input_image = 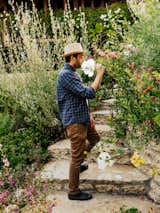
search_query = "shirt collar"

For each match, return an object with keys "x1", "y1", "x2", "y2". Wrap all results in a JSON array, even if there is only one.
[{"x1": 64, "y1": 63, "x2": 76, "y2": 72}]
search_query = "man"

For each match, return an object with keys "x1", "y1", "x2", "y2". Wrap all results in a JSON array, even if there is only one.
[{"x1": 57, "y1": 42, "x2": 105, "y2": 201}]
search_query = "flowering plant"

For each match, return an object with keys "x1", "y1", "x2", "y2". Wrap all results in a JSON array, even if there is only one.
[
  {"x1": 81, "y1": 58, "x2": 95, "y2": 77},
  {"x1": 130, "y1": 151, "x2": 145, "y2": 168},
  {"x1": 94, "y1": 42, "x2": 160, "y2": 145},
  {"x1": 97, "y1": 151, "x2": 114, "y2": 170}
]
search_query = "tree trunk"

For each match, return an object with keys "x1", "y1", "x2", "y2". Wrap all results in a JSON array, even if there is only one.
[
  {"x1": 32, "y1": 0, "x2": 36, "y2": 6},
  {"x1": 63, "y1": 0, "x2": 67, "y2": 9},
  {"x1": 0, "y1": 0, "x2": 7, "y2": 11},
  {"x1": 91, "y1": 0, "x2": 94, "y2": 9},
  {"x1": 53, "y1": 1, "x2": 58, "y2": 10},
  {"x1": 81, "y1": 0, "x2": 85, "y2": 8},
  {"x1": 73, "y1": 0, "x2": 79, "y2": 9},
  {"x1": 100, "y1": 0, "x2": 105, "y2": 7},
  {"x1": 44, "y1": 0, "x2": 48, "y2": 13}
]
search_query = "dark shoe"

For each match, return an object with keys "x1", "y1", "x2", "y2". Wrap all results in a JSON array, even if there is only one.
[
  {"x1": 80, "y1": 162, "x2": 88, "y2": 173},
  {"x1": 68, "y1": 191, "x2": 92, "y2": 201}
]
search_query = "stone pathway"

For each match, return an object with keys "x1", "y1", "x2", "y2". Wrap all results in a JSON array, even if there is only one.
[
  {"x1": 46, "y1": 193, "x2": 160, "y2": 213},
  {"x1": 39, "y1": 98, "x2": 160, "y2": 212},
  {"x1": 41, "y1": 159, "x2": 150, "y2": 194}
]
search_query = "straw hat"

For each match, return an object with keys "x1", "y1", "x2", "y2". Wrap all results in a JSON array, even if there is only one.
[{"x1": 64, "y1": 42, "x2": 84, "y2": 57}]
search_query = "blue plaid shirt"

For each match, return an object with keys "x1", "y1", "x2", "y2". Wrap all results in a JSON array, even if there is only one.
[{"x1": 57, "y1": 63, "x2": 95, "y2": 127}]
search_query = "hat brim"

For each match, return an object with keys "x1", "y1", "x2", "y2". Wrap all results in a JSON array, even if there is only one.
[{"x1": 64, "y1": 50, "x2": 84, "y2": 57}]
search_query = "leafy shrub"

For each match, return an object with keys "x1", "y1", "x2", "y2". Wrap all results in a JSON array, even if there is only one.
[
  {"x1": 0, "y1": 71, "x2": 60, "y2": 131},
  {"x1": 96, "y1": 1, "x2": 160, "y2": 147},
  {"x1": 126, "y1": 1, "x2": 160, "y2": 69},
  {"x1": 86, "y1": 6, "x2": 130, "y2": 50},
  {"x1": 0, "y1": 113, "x2": 15, "y2": 136},
  {"x1": 0, "y1": 128, "x2": 50, "y2": 169}
]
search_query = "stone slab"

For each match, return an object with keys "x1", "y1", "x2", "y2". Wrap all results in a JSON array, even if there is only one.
[
  {"x1": 101, "y1": 98, "x2": 116, "y2": 106},
  {"x1": 48, "y1": 139, "x2": 70, "y2": 153},
  {"x1": 92, "y1": 110, "x2": 115, "y2": 117},
  {"x1": 148, "y1": 180, "x2": 160, "y2": 204},
  {"x1": 44, "y1": 192, "x2": 160, "y2": 213},
  {"x1": 92, "y1": 110, "x2": 116, "y2": 124},
  {"x1": 48, "y1": 139, "x2": 131, "y2": 165},
  {"x1": 95, "y1": 124, "x2": 113, "y2": 136},
  {"x1": 40, "y1": 160, "x2": 150, "y2": 195}
]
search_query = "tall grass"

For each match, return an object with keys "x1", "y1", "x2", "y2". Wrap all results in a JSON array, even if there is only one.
[
  {"x1": 0, "y1": 1, "x2": 88, "y2": 132},
  {"x1": 0, "y1": 0, "x2": 88, "y2": 73}
]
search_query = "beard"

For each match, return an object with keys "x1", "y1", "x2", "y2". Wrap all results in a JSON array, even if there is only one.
[{"x1": 74, "y1": 60, "x2": 81, "y2": 69}]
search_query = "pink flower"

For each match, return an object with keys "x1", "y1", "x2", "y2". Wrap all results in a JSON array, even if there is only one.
[
  {"x1": 93, "y1": 45, "x2": 98, "y2": 55},
  {"x1": 48, "y1": 199, "x2": 58, "y2": 213},
  {"x1": 97, "y1": 49, "x2": 106, "y2": 57},
  {"x1": 147, "y1": 66, "x2": 153, "y2": 72},
  {"x1": 0, "y1": 181, "x2": 4, "y2": 186},
  {"x1": 0, "y1": 191, "x2": 8, "y2": 202},
  {"x1": 52, "y1": 199, "x2": 58, "y2": 206},
  {"x1": 3, "y1": 158, "x2": 10, "y2": 167},
  {"x1": 107, "y1": 51, "x2": 118, "y2": 59}
]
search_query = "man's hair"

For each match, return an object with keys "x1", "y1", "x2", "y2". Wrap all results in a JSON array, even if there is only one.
[{"x1": 65, "y1": 53, "x2": 79, "y2": 62}]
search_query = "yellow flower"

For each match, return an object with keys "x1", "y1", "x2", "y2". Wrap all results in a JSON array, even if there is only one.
[
  {"x1": 157, "y1": 164, "x2": 160, "y2": 169},
  {"x1": 107, "y1": 115, "x2": 113, "y2": 121},
  {"x1": 133, "y1": 161, "x2": 141, "y2": 167},
  {"x1": 130, "y1": 151, "x2": 145, "y2": 167},
  {"x1": 131, "y1": 151, "x2": 139, "y2": 161},
  {"x1": 83, "y1": 151, "x2": 88, "y2": 156},
  {"x1": 149, "y1": 169, "x2": 155, "y2": 176},
  {"x1": 140, "y1": 157, "x2": 145, "y2": 164}
]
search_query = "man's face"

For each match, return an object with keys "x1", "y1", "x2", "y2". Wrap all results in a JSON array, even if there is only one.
[{"x1": 73, "y1": 53, "x2": 84, "y2": 68}]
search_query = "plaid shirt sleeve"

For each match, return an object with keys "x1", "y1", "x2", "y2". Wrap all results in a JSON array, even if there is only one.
[{"x1": 60, "y1": 70, "x2": 95, "y2": 99}]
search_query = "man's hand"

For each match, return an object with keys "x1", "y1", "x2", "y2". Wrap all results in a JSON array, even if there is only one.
[
  {"x1": 95, "y1": 63, "x2": 106, "y2": 76},
  {"x1": 91, "y1": 63, "x2": 105, "y2": 92},
  {"x1": 90, "y1": 113, "x2": 95, "y2": 129}
]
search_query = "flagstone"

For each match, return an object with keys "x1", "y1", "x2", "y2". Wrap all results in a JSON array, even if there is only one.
[
  {"x1": 40, "y1": 160, "x2": 150, "y2": 195},
  {"x1": 46, "y1": 192, "x2": 160, "y2": 213}
]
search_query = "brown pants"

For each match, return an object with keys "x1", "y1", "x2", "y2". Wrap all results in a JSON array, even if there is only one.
[{"x1": 66, "y1": 123, "x2": 100, "y2": 194}]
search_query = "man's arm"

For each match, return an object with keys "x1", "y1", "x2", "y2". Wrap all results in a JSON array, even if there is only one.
[
  {"x1": 60, "y1": 71, "x2": 96, "y2": 99},
  {"x1": 91, "y1": 64, "x2": 105, "y2": 92}
]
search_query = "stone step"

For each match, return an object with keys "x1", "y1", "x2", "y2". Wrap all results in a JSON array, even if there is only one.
[
  {"x1": 92, "y1": 110, "x2": 116, "y2": 117},
  {"x1": 48, "y1": 139, "x2": 70, "y2": 160},
  {"x1": 45, "y1": 192, "x2": 160, "y2": 213},
  {"x1": 101, "y1": 98, "x2": 116, "y2": 107},
  {"x1": 95, "y1": 124, "x2": 113, "y2": 137},
  {"x1": 92, "y1": 110, "x2": 116, "y2": 124},
  {"x1": 48, "y1": 139, "x2": 132, "y2": 165},
  {"x1": 98, "y1": 99, "x2": 116, "y2": 111},
  {"x1": 40, "y1": 160, "x2": 150, "y2": 195}
]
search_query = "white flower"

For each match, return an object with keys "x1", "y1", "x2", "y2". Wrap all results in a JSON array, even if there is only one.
[
  {"x1": 100, "y1": 14, "x2": 107, "y2": 20},
  {"x1": 81, "y1": 58, "x2": 95, "y2": 78},
  {"x1": 123, "y1": 51, "x2": 131, "y2": 57},
  {"x1": 115, "y1": 8, "x2": 121, "y2": 14},
  {"x1": 97, "y1": 151, "x2": 111, "y2": 170}
]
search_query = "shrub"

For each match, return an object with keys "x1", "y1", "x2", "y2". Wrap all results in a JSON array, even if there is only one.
[
  {"x1": 96, "y1": 1, "x2": 160, "y2": 147},
  {"x1": 0, "y1": 71, "x2": 60, "y2": 132},
  {"x1": 0, "y1": 128, "x2": 50, "y2": 169}
]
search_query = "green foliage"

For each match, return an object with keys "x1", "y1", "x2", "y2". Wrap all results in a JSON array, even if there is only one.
[
  {"x1": 36, "y1": 2, "x2": 131, "y2": 52},
  {"x1": 0, "y1": 128, "x2": 50, "y2": 169},
  {"x1": 98, "y1": 51, "x2": 159, "y2": 146},
  {"x1": 85, "y1": 4, "x2": 131, "y2": 50},
  {"x1": 0, "y1": 71, "x2": 62, "y2": 169},
  {"x1": 0, "y1": 113, "x2": 15, "y2": 136},
  {"x1": 127, "y1": 16, "x2": 160, "y2": 68},
  {"x1": 0, "y1": 72, "x2": 60, "y2": 132},
  {"x1": 119, "y1": 205, "x2": 140, "y2": 213},
  {"x1": 94, "y1": 1, "x2": 160, "y2": 147}
]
